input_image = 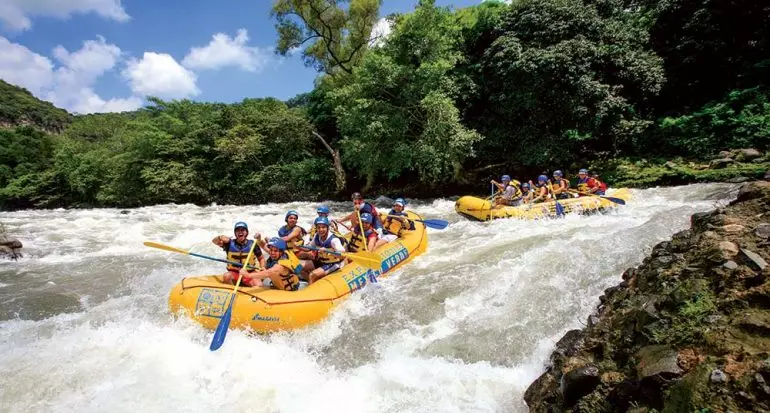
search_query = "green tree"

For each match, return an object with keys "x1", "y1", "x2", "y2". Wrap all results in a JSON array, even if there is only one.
[{"x1": 272, "y1": 0, "x2": 383, "y2": 75}]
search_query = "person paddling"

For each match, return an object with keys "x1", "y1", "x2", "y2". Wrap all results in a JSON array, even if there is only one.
[
  {"x1": 490, "y1": 175, "x2": 523, "y2": 207},
  {"x1": 300, "y1": 217, "x2": 347, "y2": 284},
  {"x1": 551, "y1": 170, "x2": 570, "y2": 199},
  {"x1": 239, "y1": 238, "x2": 302, "y2": 290},
  {"x1": 337, "y1": 192, "x2": 383, "y2": 230},
  {"x1": 307, "y1": 205, "x2": 339, "y2": 239},
  {"x1": 531, "y1": 175, "x2": 550, "y2": 203},
  {"x1": 380, "y1": 198, "x2": 414, "y2": 243},
  {"x1": 576, "y1": 168, "x2": 602, "y2": 196},
  {"x1": 347, "y1": 213, "x2": 379, "y2": 253},
  {"x1": 278, "y1": 210, "x2": 307, "y2": 252},
  {"x1": 212, "y1": 221, "x2": 265, "y2": 286}
]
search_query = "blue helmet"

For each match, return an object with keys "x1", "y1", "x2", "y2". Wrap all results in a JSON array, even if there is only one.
[
  {"x1": 579, "y1": 168, "x2": 588, "y2": 174},
  {"x1": 285, "y1": 210, "x2": 298, "y2": 222},
  {"x1": 537, "y1": 175, "x2": 548, "y2": 182},
  {"x1": 360, "y1": 213, "x2": 373, "y2": 224},
  {"x1": 394, "y1": 198, "x2": 406, "y2": 207},
  {"x1": 553, "y1": 170, "x2": 563, "y2": 177},
  {"x1": 521, "y1": 182, "x2": 530, "y2": 189},
  {"x1": 314, "y1": 216, "x2": 330, "y2": 227},
  {"x1": 316, "y1": 205, "x2": 330, "y2": 215},
  {"x1": 266, "y1": 237, "x2": 287, "y2": 251},
  {"x1": 501, "y1": 175, "x2": 511, "y2": 182},
  {"x1": 234, "y1": 221, "x2": 248, "y2": 231}
]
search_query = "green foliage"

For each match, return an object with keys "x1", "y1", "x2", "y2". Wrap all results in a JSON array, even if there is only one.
[
  {"x1": 330, "y1": 0, "x2": 481, "y2": 188},
  {"x1": 594, "y1": 157, "x2": 769, "y2": 187},
  {"x1": 271, "y1": 0, "x2": 383, "y2": 75},
  {"x1": 649, "y1": 281, "x2": 717, "y2": 346},
  {"x1": 0, "y1": 80, "x2": 70, "y2": 132},
  {"x1": 657, "y1": 88, "x2": 770, "y2": 157}
]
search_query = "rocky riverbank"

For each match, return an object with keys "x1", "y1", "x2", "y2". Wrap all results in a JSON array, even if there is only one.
[{"x1": 525, "y1": 181, "x2": 770, "y2": 412}]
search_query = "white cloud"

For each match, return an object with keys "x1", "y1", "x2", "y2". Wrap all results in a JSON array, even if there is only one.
[
  {"x1": 0, "y1": 0, "x2": 129, "y2": 32},
  {"x1": 0, "y1": 36, "x2": 141, "y2": 114},
  {"x1": 123, "y1": 52, "x2": 200, "y2": 99},
  {"x1": 182, "y1": 29, "x2": 271, "y2": 72},
  {"x1": 369, "y1": 18, "x2": 392, "y2": 47},
  {"x1": 0, "y1": 36, "x2": 54, "y2": 95}
]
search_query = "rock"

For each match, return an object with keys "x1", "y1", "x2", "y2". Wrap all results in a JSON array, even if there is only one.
[
  {"x1": 756, "y1": 373, "x2": 770, "y2": 399},
  {"x1": 723, "y1": 260, "x2": 739, "y2": 270},
  {"x1": 637, "y1": 345, "x2": 683, "y2": 380},
  {"x1": 718, "y1": 241, "x2": 740, "y2": 260},
  {"x1": 524, "y1": 371, "x2": 560, "y2": 410},
  {"x1": 560, "y1": 364, "x2": 601, "y2": 407},
  {"x1": 587, "y1": 315, "x2": 600, "y2": 327},
  {"x1": 765, "y1": 170, "x2": 770, "y2": 181},
  {"x1": 725, "y1": 176, "x2": 750, "y2": 183},
  {"x1": 719, "y1": 150, "x2": 733, "y2": 159},
  {"x1": 741, "y1": 249, "x2": 768, "y2": 271},
  {"x1": 757, "y1": 223, "x2": 770, "y2": 239},
  {"x1": 735, "y1": 148, "x2": 762, "y2": 162},
  {"x1": 710, "y1": 158, "x2": 735, "y2": 169},
  {"x1": 622, "y1": 268, "x2": 637, "y2": 281},
  {"x1": 119, "y1": 210, "x2": 130, "y2": 215},
  {"x1": 691, "y1": 211, "x2": 715, "y2": 230},
  {"x1": 0, "y1": 235, "x2": 22, "y2": 249},
  {"x1": 551, "y1": 330, "x2": 584, "y2": 368},
  {"x1": 0, "y1": 245, "x2": 22, "y2": 260},
  {"x1": 665, "y1": 161, "x2": 678, "y2": 169},
  {"x1": 722, "y1": 224, "x2": 746, "y2": 233},
  {"x1": 711, "y1": 369, "x2": 728, "y2": 383}
]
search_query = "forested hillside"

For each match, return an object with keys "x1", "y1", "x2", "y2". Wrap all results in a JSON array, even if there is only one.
[{"x1": 1, "y1": 0, "x2": 768, "y2": 209}]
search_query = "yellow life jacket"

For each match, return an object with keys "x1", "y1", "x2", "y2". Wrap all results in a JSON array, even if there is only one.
[
  {"x1": 347, "y1": 227, "x2": 377, "y2": 253},
  {"x1": 312, "y1": 233, "x2": 345, "y2": 264},
  {"x1": 278, "y1": 225, "x2": 307, "y2": 250},
  {"x1": 265, "y1": 250, "x2": 302, "y2": 291},
  {"x1": 225, "y1": 239, "x2": 258, "y2": 272},
  {"x1": 382, "y1": 211, "x2": 412, "y2": 237}
]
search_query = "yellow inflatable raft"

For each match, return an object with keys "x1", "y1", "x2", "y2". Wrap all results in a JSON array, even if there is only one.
[
  {"x1": 168, "y1": 211, "x2": 428, "y2": 333},
  {"x1": 454, "y1": 189, "x2": 632, "y2": 221}
]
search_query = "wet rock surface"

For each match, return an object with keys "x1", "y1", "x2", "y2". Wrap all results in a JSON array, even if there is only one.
[
  {"x1": 525, "y1": 181, "x2": 770, "y2": 412},
  {"x1": 0, "y1": 233, "x2": 22, "y2": 260}
]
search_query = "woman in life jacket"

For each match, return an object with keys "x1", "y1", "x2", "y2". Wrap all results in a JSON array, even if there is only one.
[
  {"x1": 591, "y1": 173, "x2": 608, "y2": 195},
  {"x1": 550, "y1": 170, "x2": 571, "y2": 199},
  {"x1": 278, "y1": 210, "x2": 307, "y2": 252},
  {"x1": 337, "y1": 192, "x2": 383, "y2": 230},
  {"x1": 347, "y1": 212, "x2": 379, "y2": 253},
  {"x1": 531, "y1": 175, "x2": 550, "y2": 203},
  {"x1": 240, "y1": 238, "x2": 302, "y2": 290},
  {"x1": 211, "y1": 221, "x2": 265, "y2": 286},
  {"x1": 299, "y1": 216, "x2": 347, "y2": 284},
  {"x1": 576, "y1": 168, "x2": 601, "y2": 196},
  {"x1": 490, "y1": 175, "x2": 523, "y2": 207},
  {"x1": 379, "y1": 198, "x2": 414, "y2": 244}
]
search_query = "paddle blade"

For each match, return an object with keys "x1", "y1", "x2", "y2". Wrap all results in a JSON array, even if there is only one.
[
  {"x1": 144, "y1": 241, "x2": 189, "y2": 255},
  {"x1": 418, "y1": 219, "x2": 448, "y2": 230},
  {"x1": 345, "y1": 251, "x2": 382, "y2": 271},
  {"x1": 603, "y1": 196, "x2": 626, "y2": 205},
  {"x1": 210, "y1": 296, "x2": 234, "y2": 351},
  {"x1": 555, "y1": 201, "x2": 565, "y2": 217}
]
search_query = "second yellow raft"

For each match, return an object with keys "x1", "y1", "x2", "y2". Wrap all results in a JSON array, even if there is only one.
[
  {"x1": 168, "y1": 211, "x2": 428, "y2": 333},
  {"x1": 454, "y1": 189, "x2": 631, "y2": 221}
]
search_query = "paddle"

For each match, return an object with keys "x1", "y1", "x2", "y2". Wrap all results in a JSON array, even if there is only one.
[
  {"x1": 210, "y1": 237, "x2": 259, "y2": 351},
  {"x1": 143, "y1": 241, "x2": 261, "y2": 270},
  {"x1": 384, "y1": 215, "x2": 448, "y2": 230},
  {"x1": 548, "y1": 183, "x2": 565, "y2": 217},
  {"x1": 567, "y1": 189, "x2": 626, "y2": 205},
  {"x1": 299, "y1": 244, "x2": 381, "y2": 270}
]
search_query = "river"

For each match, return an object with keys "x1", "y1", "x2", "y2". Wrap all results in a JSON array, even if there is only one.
[{"x1": 0, "y1": 183, "x2": 738, "y2": 413}]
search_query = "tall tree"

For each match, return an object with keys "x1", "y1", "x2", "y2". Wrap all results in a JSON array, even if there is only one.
[{"x1": 272, "y1": 0, "x2": 383, "y2": 75}]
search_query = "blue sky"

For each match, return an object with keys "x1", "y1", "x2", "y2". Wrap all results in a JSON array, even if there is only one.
[{"x1": 0, "y1": 0, "x2": 481, "y2": 114}]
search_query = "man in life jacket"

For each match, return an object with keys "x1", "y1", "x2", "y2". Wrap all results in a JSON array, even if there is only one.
[
  {"x1": 519, "y1": 182, "x2": 534, "y2": 204},
  {"x1": 550, "y1": 170, "x2": 570, "y2": 199},
  {"x1": 308, "y1": 205, "x2": 340, "y2": 240},
  {"x1": 379, "y1": 198, "x2": 415, "y2": 244},
  {"x1": 300, "y1": 216, "x2": 347, "y2": 284},
  {"x1": 278, "y1": 210, "x2": 307, "y2": 252},
  {"x1": 211, "y1": 221, "x2": 265, "y2": 286},
  {"x1": 239, "y1": 237, "x2": 302, "y2": 290},
  {"x1": 337, "y1": 192, "x2": 383, "y2": 230},
  {"x1": 591, "y1": 173, "x2": 608, "y2": 195},
  {"x1": 490, "y1": 175, "x2": 523, "y2": 207},
  {"x1": 576, "y1": 168, "x2": 603, "y2": 196},
  {"x1": 347, "y1": 212, "x2": 379, "y2": 253},
  {"x1": 531, "y1": 175, "x2": 550, "y2": 203}
]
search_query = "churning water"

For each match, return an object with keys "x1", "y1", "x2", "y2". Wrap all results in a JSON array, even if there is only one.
[{"x1": 0, "y1": 184, "x2": 738, "y2": 413}]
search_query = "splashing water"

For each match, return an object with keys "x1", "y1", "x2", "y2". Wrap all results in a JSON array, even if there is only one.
[{"x1": 0, "y1": 184, "x2": 738, "y2": 412}]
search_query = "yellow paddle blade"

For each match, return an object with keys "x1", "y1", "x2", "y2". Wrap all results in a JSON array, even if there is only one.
[
  {"x1": 344, "y1": 251, "x2": 381, "y2": 271},
  {"x1": 143, "y1": 241, "x2": 189, "y2": 255}
]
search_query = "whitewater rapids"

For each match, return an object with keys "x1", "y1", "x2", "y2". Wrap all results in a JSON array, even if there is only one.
[{"x1": 0, "y1": 184, "x2": 738, "y2": 412}]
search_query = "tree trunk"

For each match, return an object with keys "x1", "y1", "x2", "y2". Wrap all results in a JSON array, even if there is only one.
[{"x1": 312, "y1": 131, "x2": 346, "y2": 193}]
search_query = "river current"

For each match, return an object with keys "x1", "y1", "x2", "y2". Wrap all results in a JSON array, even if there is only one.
[{"x1": 0, "y1": 184, "x2": 738, "y2": 412}]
